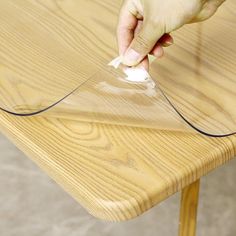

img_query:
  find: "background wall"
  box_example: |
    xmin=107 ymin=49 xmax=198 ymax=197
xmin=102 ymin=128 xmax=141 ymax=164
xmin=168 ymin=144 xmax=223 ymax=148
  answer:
xmin=1 ymin=133 xmax=236 ymax=236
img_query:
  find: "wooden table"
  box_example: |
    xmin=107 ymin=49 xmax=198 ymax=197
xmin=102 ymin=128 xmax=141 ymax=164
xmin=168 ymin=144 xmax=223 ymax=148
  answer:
xmin=0 ymin=1 xmax=235 ymax=236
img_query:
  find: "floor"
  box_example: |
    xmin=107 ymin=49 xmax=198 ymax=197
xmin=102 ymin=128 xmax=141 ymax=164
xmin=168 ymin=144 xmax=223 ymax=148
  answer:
xmin=0 ymin=133 xmax=236 ymax=236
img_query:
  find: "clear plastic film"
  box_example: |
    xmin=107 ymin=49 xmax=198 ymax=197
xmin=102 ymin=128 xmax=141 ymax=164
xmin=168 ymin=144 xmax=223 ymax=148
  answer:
xmin=0 ymin=0 xmax=101 ymax=115
xmin=0 ymin=0 xmax=235 ymax=137
xmin=43 ymin=60 xmax=192 ymax=132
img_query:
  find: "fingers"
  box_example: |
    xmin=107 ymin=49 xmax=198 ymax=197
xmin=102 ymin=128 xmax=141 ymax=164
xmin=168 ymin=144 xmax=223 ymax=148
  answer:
xmin=141 ymin=34 xmax=173 ymax=70
xmin=138 ymin=56 xmax=149 ymax=71
xmin=135 ymin=26 xmax=173 ymax=61
xmin=159 ymin=34 xmax=174 ymax=47
xmin=134 ymin=22 xmax=173 ymax=48
xmin=122 ymin=19 xmax=165 ymax=66
xmin=117 ymin=2 xmax=138 ymax=55
xmin=117 ymin=1 xmax=174 ymax=68
xmin=150 ymin=34 xmax=173 ymax=57
xmin=150 ymin=43 xmax=164 ymax=58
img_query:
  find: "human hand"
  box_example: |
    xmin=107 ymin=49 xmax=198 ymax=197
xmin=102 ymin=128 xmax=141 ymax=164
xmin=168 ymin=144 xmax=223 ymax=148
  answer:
xmin=117 ymin=0 xmax=226 ymax=68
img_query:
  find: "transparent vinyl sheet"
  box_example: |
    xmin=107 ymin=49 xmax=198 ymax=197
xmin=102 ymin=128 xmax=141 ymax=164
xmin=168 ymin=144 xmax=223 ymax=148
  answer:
xmin=43 ymin=63 xmax=192 ymax=132
xmin=0 ymin=0 xmax=236 ymax=136
xmin=0 ymin=0 xmax=106 ymax=116
xmin=44 ymin=57 xmax=236 ymax=136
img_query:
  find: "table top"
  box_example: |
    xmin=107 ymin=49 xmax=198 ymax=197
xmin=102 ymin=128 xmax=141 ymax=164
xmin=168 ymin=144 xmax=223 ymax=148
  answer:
xmin=0 ymin=0 xmax=235 ymax=221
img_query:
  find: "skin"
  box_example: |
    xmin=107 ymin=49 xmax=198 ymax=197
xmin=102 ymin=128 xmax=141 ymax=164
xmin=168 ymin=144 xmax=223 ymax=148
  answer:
xmin=117 ymin=0 xmax=226 ymax=69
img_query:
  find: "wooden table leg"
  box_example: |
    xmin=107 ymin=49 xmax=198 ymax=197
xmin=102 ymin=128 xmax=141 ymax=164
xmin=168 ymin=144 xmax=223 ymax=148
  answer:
xmin=178 ymin=179 xmax=200 ymax=236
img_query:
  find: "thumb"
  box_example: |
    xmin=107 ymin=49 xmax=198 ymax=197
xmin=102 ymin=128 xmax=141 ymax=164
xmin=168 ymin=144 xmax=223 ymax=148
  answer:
xmin=122 ymin=20 xmax=164 ymax=66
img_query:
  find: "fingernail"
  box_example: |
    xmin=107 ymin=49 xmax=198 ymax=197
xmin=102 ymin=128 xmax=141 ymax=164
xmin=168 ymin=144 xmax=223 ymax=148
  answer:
xmin=162 ymin=38 xmax=174 ymax=47
xmin=122 ymin=49 xmax=141 ymax=66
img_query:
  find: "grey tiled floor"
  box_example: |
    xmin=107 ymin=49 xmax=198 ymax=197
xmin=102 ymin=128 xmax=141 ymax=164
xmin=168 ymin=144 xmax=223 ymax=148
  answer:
xmin=0 ymin=133 xmax=236 ymax=236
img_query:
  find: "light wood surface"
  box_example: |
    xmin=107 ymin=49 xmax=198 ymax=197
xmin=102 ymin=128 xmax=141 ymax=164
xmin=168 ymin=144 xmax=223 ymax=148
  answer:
xmin=0 ymin=0 xmax=235 ymax=136
xmin=0 ymin=113 xmax=235 ymax=221
xmin=0 ymin=0 xmax=236 ymax=222
xmin=179 ymin=180 xmax=200 ymax=236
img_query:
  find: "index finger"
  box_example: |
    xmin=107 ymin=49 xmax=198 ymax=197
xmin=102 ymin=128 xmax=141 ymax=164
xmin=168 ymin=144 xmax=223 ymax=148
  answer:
xmin=117 ymin=2 xmax=138 ymax=55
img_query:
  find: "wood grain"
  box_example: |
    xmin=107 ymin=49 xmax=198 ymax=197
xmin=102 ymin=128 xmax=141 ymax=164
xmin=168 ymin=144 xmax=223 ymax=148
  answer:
xmin=0 ymin=112 xmax=235 ymax=221
xmin=0 ymin=0 xmax=235 ymax=222
xmin=0 ymin=0 xmax=235 ymax=136
xmin=0 ymin=0 xmax=115 ymax=113
xmin=179 ymin=180 xmax=200 ymax=236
